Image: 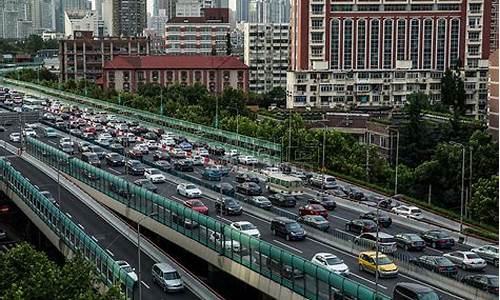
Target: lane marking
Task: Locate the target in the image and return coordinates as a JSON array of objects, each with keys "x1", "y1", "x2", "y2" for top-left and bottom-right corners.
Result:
[
  {"x1": 171, "y1": 195, "x2": 184, "y2": 202},
  {"x1": 141, "y1": 281, "x2": 150, "y2": 289},
  {"x1": 91, "y1": 235, "x2": 98, "y2": 242},
  {"x1": 66, "y1": 212, "x2": 72, "y2": 219},
  {"x1": 106, "y1": 249, "x2": 114, "y2": 257},
  {"x1": 47, "y1": 140, "x2": 57, "y2": 145},
  {"x1": 216, "y1": 215, "x2": 232, "y2": 223},
  {"x1": 330, "y1": 215, "x2": 350, "y2": 222},
  {"x1": 78, "y1": 223, "x2": 84, "y2": 230},
  {"x1": 272, "y1": 240, "x2": 303, "y2": 254},
  {"x1": 350, "y1": 273, "x2": 387, "y2": 289},
  {"x1": 107, "y1": 167, "x2": 122, "y2": 175}
]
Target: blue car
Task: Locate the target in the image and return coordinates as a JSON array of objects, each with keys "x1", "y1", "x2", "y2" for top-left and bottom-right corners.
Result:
[
  {"x1": 202, "y1": 167, "x2": 222, "y2": 181},
  {"x1": 179, "y1": 141, "x2": 193, "y2": 151}
]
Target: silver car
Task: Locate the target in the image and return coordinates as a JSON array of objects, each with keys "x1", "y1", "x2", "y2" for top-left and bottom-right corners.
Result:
[
  {"x1": 443, "y1": 251, "x2": 487, "y2": 271},
  {"x1": 471, "y1": 245, "x2": 499, "y2": 266},
  {"x1": 152, "y1": 262, "x2": 184, "y2": 292}
]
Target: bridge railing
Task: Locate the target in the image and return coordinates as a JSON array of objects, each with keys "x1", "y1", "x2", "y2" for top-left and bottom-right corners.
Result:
[
  {"x1": 26, "y1": 136, "x2": 390, "y2": 300},
  {"x1": 5, "y1": 78, "x2": 281, "y2": 163},
  {"x1": 0, "y1": 158, "x2": 136, "y2": 298}
]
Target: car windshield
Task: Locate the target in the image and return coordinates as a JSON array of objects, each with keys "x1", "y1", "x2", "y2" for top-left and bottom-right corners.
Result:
[
  {"x1": 465, "y1": 253, "x2": 481, "y2": 259},
  {"x1": 312, "y1": 216, "x2": 326, "y2": 222},
  {"x1": 325, "y1": 177, "x2": 336, "y2": 182},
  {"x1": 149, "y1": 169, "x2": 161, "y2": 175},
  {"x1": 325, "y1": 257, "x2": 343, "y2": 265},
  {"x1": 120, "y1": 265, "x2": 133, "y2": 273},
  {"x1": 186, "y1": 185, "x2": 197, "y2": 190},
  {"x1": 191, "y1": 200, "x2": 204, "y2": 207},
  {"x1": 164, "y1": 272, "x2": 180, "y2": 280},
  {"x1": 411, "y1": 208, "x2": 422, "y2": 214},
  {"x1": 406, "y1": 234, "x2": 421, "y2": 241},
  {"x1": 240, "y1": 223, "x2": 256, "y2": 230},
  {"x1": 489, "y1": 277, "x2": 499, "y2": 287},
  {"x1": 435, "y1": 257, "x2": 453, "y2": 266},
  {"x1": 285, "y1": 223, "x2": 301, "y2": 231},
  {"x1": 380, "y1": 237, "x2": 396, "y2": 243},
  {"x1": 225, "y1": 199, "x2": 237, "y2": 206},
  {"x1": 416, "y1": 291, "x2": 440, "y2": 300},
  {"x1": 434, "y1": 232, "x2": 450, "y2": 238},
  {"x1": 375, "y1": 257, "x2": 393, "y2": 265}
]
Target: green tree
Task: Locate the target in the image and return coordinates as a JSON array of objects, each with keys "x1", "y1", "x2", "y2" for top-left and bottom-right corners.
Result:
[
  {"x1": 469, "y1": 176, "x2": 499, "y2": 225},
  {"x1": 226, "y1": 32, "x2": 232, "y2": 55},
  {"x1": 441, "y1": 68, "x2": 466, "y2": 116}
]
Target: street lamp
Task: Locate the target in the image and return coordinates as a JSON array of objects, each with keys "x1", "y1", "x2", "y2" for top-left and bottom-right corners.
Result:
[
  {"x1": 374, "y1": 201, "x2": 381, "y2": 298},
  {"x1": 137, "y1": 211, "x2": 158, "y2": 300},
  {"x1": 394, "y1": 130, "x2": 400, "y2": 195},
  {"x1": 449, "y1": 141, "x2": 466, "y2": 234}
]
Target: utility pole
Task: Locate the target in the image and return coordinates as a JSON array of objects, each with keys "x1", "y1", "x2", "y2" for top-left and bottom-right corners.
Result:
[
  {"x1": 394, "y1": 130, "x2": 400, "y2": 195},
  {"x1": 469, "y1": 149, "x2": 472, "y2": 218},
  {"x1": 366, "y1": 132, "x2": 370, "y2": 181},
  {"x1": 288, "y1": 110, "x2": 292, "y2": 162}
]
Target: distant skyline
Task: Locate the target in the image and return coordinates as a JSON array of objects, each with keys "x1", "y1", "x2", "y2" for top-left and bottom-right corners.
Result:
[{"x1": 91, "y1": 0, "x2": 155, "y2": 17}]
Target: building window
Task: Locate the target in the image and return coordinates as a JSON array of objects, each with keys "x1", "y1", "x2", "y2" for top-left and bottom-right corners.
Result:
[
  {"x1": 237, "y1": 71, "x2": 244, "y2": 80},
  {"x1": 357, "y1": 19, "x2": 366, "y2": 69},
  {"x1": 223, "y1": 71, "x2": 230, "y2": 81},
  {"x1": 195, "y1": 71, "x2": 202, "y2": 81},
  {"x1": 469, "y1": 3, "x2": 481, "y2": 13},
  {"x1": 123, "y1": 71, "x2": 129, "y2": 81},
  {"x1": 181, "y1": 71, "x2": 187, "y2": 81},
  {"x1": 383, "y1": 19, "x2": 393, "y2": 69},
  {"x1": 311, "y1": 46, "x2": 323, "y2": 57},
  {"x1": 209, "y1": 71, "x2": 215, "y2": 81},
  {"x1": 311, "y1": 19, "x2": 323, "y2": 29},
  {"x1": 331, "y1": 19, "x2": 340, "y2": 69},
  {"x1": 423, "y1": 19, "x2": 433, "y2": 69},
  {"x1": 343, "y1": 19, "x2": 353, "y2": 69},
  {"x1": 137, "y1": 71, "x2": 144, "y2": 81},
  {"x1": 370, "y1": 19, "x2": 380, "y2": 69},
  {"x1": 108, "y1": 71, "x2": 115, "y2": 82},
  {"x1": 152, "y1": 71, "x2": 159, "y2": 82},
  {"x1": 450, "y1": 19, "x2": 460, "y2": 67},
  {"x1": 166, "y1": 71, "x2": 173, "y2": 81},
  {"x1": 311, "y1": 4, "x2": 324, "y2": 14},
  {"x1": 396, "y1": 19, "x2": 406, "y2": 61},
  {"x1": 311, "y1": 32, "x2": 323, "y2": 43},
  {"x1": 410, "y1": 19, "x2": 419, "y2": 68},
  {"x1": 436, "y1": 19, "x2": 446, "y2": 70}
]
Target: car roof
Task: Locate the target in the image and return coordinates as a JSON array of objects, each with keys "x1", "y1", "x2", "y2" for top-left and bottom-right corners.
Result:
[
  {"x1": 273, "y1": 216, "x2": 294, "y2": 223},
  {"x1": 233, "y1": 221, "x2": 251, "y2": 226},
  {"x1": 396, "y1": 282, "x2": 434, "y2": 293},
  {"x1": 315, "y1": 252, "x2": 338, "y2": 258},
  {"x1": 154, "y1": 262, "x2": 177, "y2": 273},
  {"x1": 361, "y1": 232, "x2": 394, "y2": 238},
  {"x1": 360, "y1": 251, "x2": 388, "y2": 258}
]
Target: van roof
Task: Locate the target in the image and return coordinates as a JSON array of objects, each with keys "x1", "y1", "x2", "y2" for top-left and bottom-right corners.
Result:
[
  {"x1": 273, "y1": 217, "x2": 294, "y2": 223},
  {"x1": 154, "y1": 262, "x2": 177, "y2": 273}
]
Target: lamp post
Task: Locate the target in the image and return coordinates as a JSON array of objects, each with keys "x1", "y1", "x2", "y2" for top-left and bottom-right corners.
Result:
[
  {"x1": 449, "y1": 141, "x2": 465, "y2": 234},
  {"x1": 320, "y1": 114, "x2": 326, "y2": 196},
  {"x1": 137, "y1": 211, "x2": 158, "y2": 300},
  {"x1": 394, "y1": 130, "x2": 400, "y2": 195},
  {"x1": 374, "y1": 201, "x2": 381, "y2": 298}
]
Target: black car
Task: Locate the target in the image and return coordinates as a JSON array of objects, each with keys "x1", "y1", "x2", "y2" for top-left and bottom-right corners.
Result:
[
  {"x1": 307, "y1": 195, "x2": 337, "y2": 210},
  {"x1": 393, "y1": 283, "x2": 440, "y2": 300},
  {"x1": 235, "y1": 172, "x2": 260, "y2": 183},
  {"x1": 174, "y1": 159, "x2": 194, "y2": 172},
  {"x1": 345, "y1": 187, "x2": 365, "y2": 201},
  {"x1": 105, "y1": 153, "x2": 125, "y2": 167},
  {"x1": 215, "y1": 197, "x2": 242, "y2": 215},
  {"x1": 290, "y1": 171, "x2": 312, "y2": 181},
  {"x1": 245, "y1": 196, "x2": 272, "y2": 210},
  {"x1": 236, "y1": 182, "x2": 262, "y2": 196},
  {"x1": 270, "y1": 217, "x2": 306, "y2": 241},
  {"x1": 420, "y1": 230, "x2": 455, "y2": 249},
  {"x1": 109, "y1": 143, "x2": 124, "y2": 154},
  {"x1": 345, "y1": 219, "x2": 378, "y2": 234},
  {"x1": 171, "y1": 212, "x2": 198, "y2": 229},
  {"x1": 297, "y1": 215, "x2": 330, "y2": 232},
  {"x1": 153, "y1": 150, "x2": 171, "y2": 161},
  {"x1": 266, "y1": 258, "x2": 303, "y2": 279},
  {"x1": 125, "y1": 160, "x2": 145, "y2": 175},
  {"x1": 359, "y1": 211, "x2": 392, "y2": 227},
  {"x1": 412, "y1": 256, "x2": 458, "y2": 276},
  {"x1": 216, "y1": 183, "x2": 235, "y2": 196},
  {"x1": 268, "y1": 194, "x2": 296, "y2": 207},
  {"x1": 81, "y1": 152, "x2": 101, "y2": 167},
  {"x1": 394, "y1": 233, "x2": 426, "y2": 251},
  {"x1": 461, "y1": 275, "x2": 499, "y2": 294},
  {"x1": 40, "y1": 190, "x2": 57, "y2": 206},
  {"x1": 88, "y1": 145, "x2": 106, "y2": 159},
  {"x1": 208, "y1": 146, "x2": 225, "y2": 156},
  {"x1": 143, "y1": 132, "x2": 158, "y2": 140},
  {"x1": 134, "y1": 179, "x2": 158, "y2": 193}
]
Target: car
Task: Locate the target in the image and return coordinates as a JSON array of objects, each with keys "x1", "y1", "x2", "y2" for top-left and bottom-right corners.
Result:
[
  {"x1": 215, "y1": 182, "x2": 235, "y2": 196},
  {"x1": 9, "y1": 132, "x2": 21, "y2": 142},
  {"x1": 268, "y1": 193, "x2": 296, "y2": 207},
  {"x1": 152, "y1": 262, "x2": 184, "y2": 293},
  {"x1": 230, "y1": 221, "x2": 261, "y2": 238},
  {"x1": 127, "y1": 149, "x2": 144, "y2": 160},
  {"x1": 236, "y1": 182, "x2": 262, "y2": 196},
  {"x1": 179, "y1": 141, "x2": 192, "y2": 151},
  {"x1": 134, "y1": 179, "x2": 158, "y2": 193},
  {"x1": 151, "y1": 150, "x2": 170, "y2": 162},
  {"x1": 239, "y1": 155, "x2": 258, "y2": 165},
  {"x1": 183, "y1": 199, "x2": 208, "y2": 215},
  {"x1": 358, "y1": 251, "x2": 398, "y2": 278},
  {"x1": 125, "y1": 160, "x2": 145, "y2": 175},
  {"x1": 208, "y1": 146, "x2": 225, "y2": 156},
  {"x1": 145, "y1": 140, "x2": 160, "y2": 151},
  {"x1": 215, "y1": 197, "x2": 242, "y2": 215},
  {"x1": 345, "y1": 219, "x2": 378, "y2": 234},
  {"x1": 265, "y1": 257, "x2": 303, "y2": 279},
  {"x1": 359, "y1": 211, "x2": 392, "y2": 227},
  {"x1": 309, "y1": 175, "x2": 338, "y2": 190},
  {"x1": 420, "y1": 230, "x2": 455, "y2": 249},
  {"x1": 209, "y1": 232, "x2": 241, "y2": 252},
  {"x1": 290, "y1": 170, "x2": 312, "y2": 181},
  {"x1": 311, "y1": 253, "x2": 349, "y2": 275},
  {"x1": 235, "y1": 172, "x2": 260, "y2": 183},
  {"x1": 81, "y1": 152, "x2": 101, "y2": 167},
  {"x1": 116, "y1": 260, "x2": 138, "y2": 283},
  {"x1": 394, "y1": 233, "x2": 426, "y2": 251},
  {"x1": 261, "y1": 166, "x2": 280, "y2": 176},
  {"x1": 144, "y1": 168, "x2": 166, "y2": 183},
  {"x1": 171, "y1": 148, "x2": 187, "y2": 159},
  {"x1": 411, "y1": 256, "x2": 458, "y2": 276},
  {"x1": 307, "y1": 195, "x2": 337, "y2": 210},
  {"x1": 40, "y1": 190, "x2": 58, "y2": 206},
  {"x1": 105, "y1": 153, "x2": 125, "y2": 166},
  {"x1": 22, "y1": 128, "x2": 37, "y2": 137},
  {"x1": 176, "y1": 183, "x2": 201, "y2": 198},
  {"x1": 298, "y1": 204, "x2": 328, "y2": 218},
  {"x1": 43, "y1": 127, "x2": 57, "y2": 137},
  {"x1": 393, "y1": 283, "x2": 440, "y2": 300},
  {"x1": 471, "y1": 245, "x2": 499, "y2": 266},
  {"x1": 354, "y1": 232, "x2": 397, "y2": 254},
  {"x1": 77, "y1": 141, "x2": 92, "y2": 153},
  {"x1": 391, "y1": 205, "x2": 424, "y2": 220},
  {"x1": 201, "y1": 166, "x2": 222, "y2": 181},
  {"x1": 60, "y1": 142, "x2": 75, "y2": 154},
  {"x1": 174, "y1": 159, "x2": 194, "y2": 172},
  {"x1": 245, "y1": 196, "x2": 272, "y2": 210},
  {"x1": 443, "y1": 251, "x2": 487, "y2": 270},
  {"x1": 191, "y1": 155, "x2": 204, "y2": 166},
  {"x1": 197, "y1": 148, "x2": 209, "y2": 157},
  {"x1": 109, "y1": 143, "x2": 124, "y2": 154},
  {"x1": 461, "y1": 275, "x2": 499, "y2": 294},
  {"x1": 212, "y1": 165, "x2": 230, "y2": 176},
  {"x1": 88, "y1": 145, "x2": 106, "y2": 159},
  {"x1": 270, "y1": 217, "x2": 306, "y2": 241},
  {"x1": 345, "y1": 186, "x2": 365, "y2": 201},
  {"x1": 297, "y1": 215, "x2": 330, "y2": 232},
  {"x1": 172, "y1": 212, "x2": 198, "y2": 229},
  {"x1": 133, "y1": 143, "x2": 149, "y2": 154}
]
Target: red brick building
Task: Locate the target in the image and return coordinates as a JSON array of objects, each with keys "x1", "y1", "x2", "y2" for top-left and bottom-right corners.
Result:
[{"x1": 101, "y1": 55, "x2": 248, "y2": 93}]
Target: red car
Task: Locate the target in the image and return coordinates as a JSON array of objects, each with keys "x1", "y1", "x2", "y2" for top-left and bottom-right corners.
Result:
[
  {"x1": 298, "y1": 204, "x2": 328, "y2": 218},
  {"x1": 183, "y1": 199, "x2": 209, "y2": 215},
  {"x1": 127, "y1": 149, "x2": 143, "y2": 159}
]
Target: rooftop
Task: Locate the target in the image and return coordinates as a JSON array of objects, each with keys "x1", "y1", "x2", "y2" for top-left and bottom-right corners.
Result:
[{"x1": 103, "y1": 55, "x2": 248, "y2": 70}]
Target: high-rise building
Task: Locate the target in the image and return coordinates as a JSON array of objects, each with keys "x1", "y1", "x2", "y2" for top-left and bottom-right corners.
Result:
[
  {"x1": 491, "y1": 0, "x2": 499, "y2": 53},
  {"x1": 175, "y1": 0, "x2": 201, "y2": 16},
  {"x1": 101, "y1": 0, "x2": 146, "y2": 36},
  {"x1": 488, "y1": 49, "x2": 498, "y2": 139},
  {"x1": 64, "y1": 10, "x2": 105, "y2": 38},
  {"x1": 288, "y1": 0, "x2": 492, "y2": 117},
  {"x1": 243, "y1": 23, "x2": 288, "y2": 93}
]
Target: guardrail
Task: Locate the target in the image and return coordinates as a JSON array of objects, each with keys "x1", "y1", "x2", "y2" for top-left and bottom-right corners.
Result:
[
  {"x1": 0, "y1": 157, "x2": 136, "y2": 298},
  {"x1": 4, "y1": 78, "x2": 281, "y2": 163},
  {"x1": 25, "y1": 136, "x2": 391, "y2": 300}
]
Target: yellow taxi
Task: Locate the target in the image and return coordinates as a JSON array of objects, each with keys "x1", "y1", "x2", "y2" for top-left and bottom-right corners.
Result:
[{"x1": 358, "y1": 251, "x2": 399, "y2": 278}]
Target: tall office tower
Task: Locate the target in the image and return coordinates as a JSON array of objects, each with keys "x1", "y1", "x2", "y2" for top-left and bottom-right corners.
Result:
[
  {"x1": 246, "y1": 0, "x2": 289, "y2": 23},
  {"x1": 31, "y1": 0, "x2": 56, "y2": 32},
  {"x1": 491, "y1": 0, "x2": 499, "y2": 53},
  {"x1": 2, "y1": 0, "x2": 19, "y2": 38},
  {"x1": 158, "y1": 0, "x2": 175, "y2": 19},
  {"x1": 175, "y1": 0, "x2": 201, "y2": 16},
  {"x1": 288, "y1": 0, "x2": 492, "y2": 117},
  {"x1": 102, "y1": 0, "x2": 146, "y2": 36}
]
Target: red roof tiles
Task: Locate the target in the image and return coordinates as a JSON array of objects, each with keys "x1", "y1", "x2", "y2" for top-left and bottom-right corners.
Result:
[{"x1": 104, "y1": 55, "x2": 248, "y2": 70}]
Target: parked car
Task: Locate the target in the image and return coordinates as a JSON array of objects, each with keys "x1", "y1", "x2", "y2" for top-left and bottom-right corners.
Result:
[
  {"x1": 144, "y1": 168, "x2": 166, "y2": 183},
  {"x1": 393, "y1": 283, "x2": 440, "y2": 300},
  {"x1": 345, "y1": 219, "x2": 378, "y2": 234},
  {"x1": 270, "y1": 217, "x2": 306, "y2": 241},
  {"x1": 183, "y1": 199, "x2": 208, "y2": 215},
  {"x1": 354, "y1": 232, "x2": 397, "y2": 254},
  {"x1": 411, "y1": 256, "x2": 458, "y2": 276},
  {"x1": 236, "y1": 182, "x2": 262, "y2": 196},
  {"x1": 152, "y1": 262, "x2": 184, "y2": 292},
  {"x1": 391, "y1": 205, "x2": 424, "y2": 220},
  {"x1": 230, "y1": 221, "x2": 260, "y2": 238},
  {"x1": 245, "y1": 196, "x2": 272, "y2": 210},
  {"x1": 125, "y1": 160, "x2": 145, "y2": 175},
  {"x1": 298, "y1": 204, "x2": 328, "y2": 218},
  {"x1": 394, "y1": 233, "x2": 426, "y2": 251},
  {"x1": 268, "y1": 194, "x2": 296, "y2": 208},
  {"x1": 176, "y1": 183, "x2": 202, "y2": 198},
  {"x1": 174, "y1": 159, "x2": 194, "y2": 172},
  {"x1": 461, "y1": 275, "x2": 499, "y2": 294},
  {"x1": 357, "y1": 251, "x2": 398, "y2": 278},
  {"x1": 443, "y1": 251, "x2": 487, "y2": 271},
  {"x1": 420, "y1": 230, "x2": 455, "y2": 249},
  {"x1": 215, "y1": 197, "x2": 242, "y2": 215},
  {"x1": 359, "y1": 211, "x2": 392, "y2": 227},
  {"x1": 471, "y1": 245, "x2": 499, "y2": 266},
  {"x1": 297, "y1": 215, "x2": 330, "y2": 232},
  {"x1": 134, "y1": 179, "x2": 158, "y2": 193},
  {"x1": 311, "y1": 253, "x2": 349, "y2": 275}
]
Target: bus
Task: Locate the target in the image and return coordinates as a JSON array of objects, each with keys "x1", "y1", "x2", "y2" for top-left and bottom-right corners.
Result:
[{"x1": 266, "y1": 173, "x2": 304, "y2": 195}]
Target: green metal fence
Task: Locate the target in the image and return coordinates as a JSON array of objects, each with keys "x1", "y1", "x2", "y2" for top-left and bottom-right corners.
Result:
[
  {"x1": 0, "y1": 158, "x2": 136, "y2": 298},
  {"x1": 26, "y1": 136, "x2": 391, "y2": 300},
  {"x1": 5, "y1": 79, "x2": 281, "y2": 163}
]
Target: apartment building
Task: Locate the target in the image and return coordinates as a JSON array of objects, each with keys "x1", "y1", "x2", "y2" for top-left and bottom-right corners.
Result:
[
  {"x1": 243, "y1": 22, "x2": 288, "y2": 93},
  {"x1": 288, "y1": 0, "x2": 492, "y2": 117},
  {"x1": 488, "y1": 49, "x2": 498, "y2": 140}
]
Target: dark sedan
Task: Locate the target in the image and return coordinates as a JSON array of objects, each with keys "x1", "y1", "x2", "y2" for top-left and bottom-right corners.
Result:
[
  {"x1": 394, "y1": 233, "x2": 426, "y2": 251},
  {"x1": 308, "y1": 195, "x2": 337, "y2": 210},
  {"x1": 153, "y1": 150, "x2": 171, "y2": 161},
  {"x1": 235, "y1": 172, "x2": 260, "y2": 183},
  {"x1": 236, "y1": 182, "x2": 262, "y2": 196},
  {"x1": 412, "y1": 256, "x2": 458, "y2": 277},
  {"x1": 345, "y1": 187, "x2": 365, "y2": 201},
  {"x1": 127, "y1": 149, "x2": 143, "y2": 160},
  {"x1": 215, "y1": 197, "x2": 242, "y2": 216},
  {"x1": 420, "y1": 230, "x2": 455, "y2": 249},
  {"x1": 109, "y1": 143, "x2": 124, "y2": 154},
  {"x1": 246, "y1": 196, "x2": 272, "y2": 210},
  {"x1": 174, "y1": 159, "x2": 194, "y2": 172},
  {"x1": 462, "y1": 275, "x2": 499, "y2": 294},
  {"x1": 105, "y1": 153, "x2": 125, "y2": 167},
  {"x1": 134, "y1": 179, "x2": 158, "y2": 193},
  {"x1": 359, "y1": 211, "x2": 392, "y2": 227},
  {"x1": 297, "y1": 215, "x2": 330, "y2": 232},
  {"x1": 345, "y1": 219, "x2": 378, "y2": 234},
  {"x1": 268, "y1": 194, "x2": 296, "y2": 208}
]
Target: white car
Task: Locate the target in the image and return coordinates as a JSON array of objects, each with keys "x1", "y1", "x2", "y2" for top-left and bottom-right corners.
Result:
[
  {"x1": 311, "y1": 253, "x2": 350, "y2": 275},
  {"x1": 171, "y1": 148, "x2": 187, "y2": 158},
  {"x1": 98, "y1": 133, "x2": 112, "y2": 140},
  {"x1": 261, "y1": 167, "x2": 280, "y2": 176},
  {"x1": 133, "y1": 144, "x2": 149, "y2": 153},
  {"x1": 230, "y1": 221, "x2": 261, "y2": 238},
  {"x1": 9, "y1": 132, "x2": 21, "y2": 142},
  {"x1": 239, "y1": 155, "x2": 258, "y2": 165},
  {"x1": 116, "y1": 260, "x2": 138, "y2": 283},
  {"x1": 145, "y1": 140, "x2": 160, "y2": 150},
  {"x1": 59, "y1": 137, "x2": 73, "y2": 146},
  {"x1": 161, "y1": 137, "x2": 176, "y2": 146},
  {"x1": 22, "y1": 128, "x2": 37, "y2": 137},
  {"x1": 391, "y1": 205, "x2": 424, "y2": 220},
  {"x1": 228, "y1": 149, "x2": 238, "y2": 157},
  {"x1": 443, "y1": 251, "x2": 487, "y2": 270},
  {"x1": 197, "y1": 148, "x2": 209, "y2": 157},
  {"x1": 144, "y1": 168, "x2": 166, "y2": 183},
  {"x1": 191, "y1": 155, "x2": 204, "y2": 166},
  {"x1": 177, "y1": 183, "x2": 202, "y2": 198},
  {"x1": 209, "y1": 232, "x2": 241, "y2": 252},
  {"x1": 471, "y1": 245, "x2": 499, "y2": 266}
]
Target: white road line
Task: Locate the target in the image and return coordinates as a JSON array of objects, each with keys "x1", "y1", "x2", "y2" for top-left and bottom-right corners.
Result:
[
  {"x1": 349, "y1": 273, "x2": 387, "y2": 290},
  {"x1": 108, "y1": 168, "x2": 122, "y2": 175},
  {"x1": 329, "y1": 215, "x2": 350, "y2": 222},
  {"x1": 106, "y1": 249, "x2": 114, "y2": 257},
  {"x1": 216, "y1": 215, "x2": 232, "y2": 223},
  {"x1": 66, "y1": 212, "x2": 72, "y2": 219},
  {"x1": 91, "y1": 235, "x2": 98, "y2": 242},
  {"x1": 171, "y1": 195, "x2": 184, "y2": 202},
  {"x1": 78, "y1": 223, "x2": 84, "y2": 230},
  {"x1": 47, "y1": 140, "x2": 57, "y2": 145},
  {"x1": 272, "y1": 240, "x2": 303, "y2": 254},
  {"x1": 141, "y1": 281, "x2": 150, "y2": 289}
]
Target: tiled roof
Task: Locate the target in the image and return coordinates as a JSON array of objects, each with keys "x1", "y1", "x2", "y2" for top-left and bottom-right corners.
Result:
[{"x1": 103, "y1": 55, "x2": 248, "y2": 70}]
